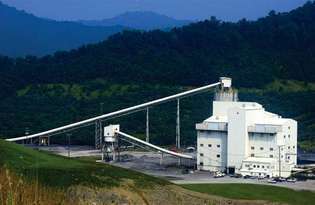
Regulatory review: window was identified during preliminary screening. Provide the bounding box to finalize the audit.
[262,165,265,169]
[208,144,212,147]
[293,146,295,149]
[269,133,273,136]
[260,147,264,151]
[200,153,204,157]
[199,162,204,166]
[288,146,290,149]
[284,135,286,139]
[288,134,291,138]
[269,155,273,158]
[251,154,255,157]
[251,146,255,150]
[217,144,221,148]
[288,126,291,130]
[200,144,204,147]
[267,166,270,169]
[270,147,274,151]
[257,165,260,168]
[287,156,291,160]
[245,164,250,167]
[253,165,256,168]
[216,154,220,158]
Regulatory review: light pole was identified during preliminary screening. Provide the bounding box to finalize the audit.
[67,133,72,158]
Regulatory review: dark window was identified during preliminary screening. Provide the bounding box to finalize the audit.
[200,144,204,147]
[257,165,260,168]
[288,146,290,149]
[216,154,220,158]
[217,144,220,148]
[293,146,295,149]
[208,144,212,147]
[251,146,255,150]
[199,162,204,166]
[270,147,274,151]
[288,126,291,130]
[262,165,265,168]
[253,165,256,168]
[260,147,264,150]
[251,153,255,157]
[269,155,273,158]
[284,135,286,139]
[200,153,204,157]
[288,135,291,138]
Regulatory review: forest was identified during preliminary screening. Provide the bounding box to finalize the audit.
[0,2,314,151]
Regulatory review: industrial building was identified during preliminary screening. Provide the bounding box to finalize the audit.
[196,79,297,178]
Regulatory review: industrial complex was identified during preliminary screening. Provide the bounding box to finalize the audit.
[6,77,300,179]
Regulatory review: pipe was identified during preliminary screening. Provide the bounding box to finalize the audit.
[116,131,193,159]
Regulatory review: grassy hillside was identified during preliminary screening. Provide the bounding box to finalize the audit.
[0,139,167,188]
[182,184,315,205]
[0,140,279,205]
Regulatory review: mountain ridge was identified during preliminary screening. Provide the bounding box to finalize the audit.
[0,1,126,57]
[78,11,192,30]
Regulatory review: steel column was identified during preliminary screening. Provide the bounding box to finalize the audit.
[176,98,181,149]
[146,107,150,143]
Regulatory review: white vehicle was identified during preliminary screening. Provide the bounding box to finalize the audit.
[286,178,297,183]
[268,179,277,184]
[214,171,225,178]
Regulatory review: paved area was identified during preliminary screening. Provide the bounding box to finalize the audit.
[37,145,315,192]
[170,171,315,191]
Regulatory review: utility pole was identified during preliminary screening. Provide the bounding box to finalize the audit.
[176,99,181,149]
[67,133,72,158]
[146,107,150,143]
[25,128,30,144]
[95,102,104,149]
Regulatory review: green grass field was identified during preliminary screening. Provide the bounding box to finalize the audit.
[0,139,168,188]
[182,183,315,205]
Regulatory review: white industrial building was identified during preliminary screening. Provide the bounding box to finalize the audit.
[196,78,297,178]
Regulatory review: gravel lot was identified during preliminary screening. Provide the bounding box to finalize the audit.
[37,145,315,192]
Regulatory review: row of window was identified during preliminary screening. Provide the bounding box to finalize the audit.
[200,144,220,148]
[251,146,273,151]
[251,153,274,158]
[244,164,271,169]
[199,153,220,158]
[250,146,295,151]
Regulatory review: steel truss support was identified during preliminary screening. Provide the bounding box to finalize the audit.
[176,98,181,149]
[146,107,150,143]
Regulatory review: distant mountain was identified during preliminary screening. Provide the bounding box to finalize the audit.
[79,11,192,30]
[0,2,126,57]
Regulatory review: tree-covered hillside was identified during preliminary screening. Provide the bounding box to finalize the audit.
[0,2,314,150]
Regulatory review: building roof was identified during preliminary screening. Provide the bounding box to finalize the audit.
[204,116,228,123]
[243,157,276,164]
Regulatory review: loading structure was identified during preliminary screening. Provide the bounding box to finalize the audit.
[6,77,231,161]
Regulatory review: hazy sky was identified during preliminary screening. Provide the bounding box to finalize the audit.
[2,0,309,21]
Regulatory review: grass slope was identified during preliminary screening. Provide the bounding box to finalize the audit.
[0,139,168,188]
[182,183,315,205]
